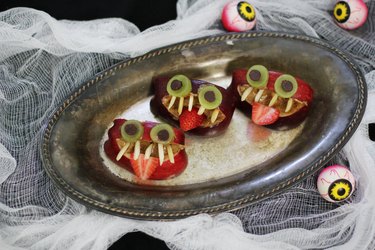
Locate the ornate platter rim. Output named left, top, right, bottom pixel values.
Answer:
left=41, top=31, right=367, bottom=220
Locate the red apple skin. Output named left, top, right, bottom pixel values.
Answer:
left=104, top=119, right=188, bottom=180
left=150, top=76, right=236, bottom=137
left=228, top=69, right=314, bottom=130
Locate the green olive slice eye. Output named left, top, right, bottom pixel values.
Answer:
left=120, top=120, right=144, bottom=142
left=150, top=124, right=175, bottom=144
left=274, top=74, right=298, bottom=98
left=167, top=75, right=192, bottom=97
left=198, top=85, right=222, bottom=110
left=246, top=65, right=269, bottom=88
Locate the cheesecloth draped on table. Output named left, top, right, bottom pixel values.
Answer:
left=1, top=0, right=375, bottom=249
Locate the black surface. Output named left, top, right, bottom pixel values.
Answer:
left=369, top=123, right=375, bottom=141
left=109, top=232, right=169, bottom=250
left=0, top=1, right=177, bottom=249
left=0, top=0, right=178, bottom=31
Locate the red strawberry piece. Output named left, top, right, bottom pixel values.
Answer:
left=130, top=154, right=159, bottom=180
left=179, top=108, right=205, bottom=131
left=252, top=102, right=280, bottom=126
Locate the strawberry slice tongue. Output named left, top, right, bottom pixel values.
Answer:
left=129, top=154, right=158, bottom=180
left=252, top=102, right=280, bottom=126
left=179, top=107, right=205, bottom=131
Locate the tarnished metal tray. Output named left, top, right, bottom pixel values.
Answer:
left=41, top=32, right=366, bottom=220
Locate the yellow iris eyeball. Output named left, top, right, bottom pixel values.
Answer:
left=334, top=1, right=350, bottom=23
left=238, top=1, right=256, bottom=22
left=333, top=0, right=368, bottom=30
left=317, top=165, right=355, bottom=203
left=221, top=1, right=257, bottom=32
left=329, top=180, right=351, bottom=201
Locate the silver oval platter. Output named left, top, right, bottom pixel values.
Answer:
left=41, top=32, right=366, bottom=220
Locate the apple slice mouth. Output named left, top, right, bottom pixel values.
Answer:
left=237, top=84, right=308, bottom=117
left=115, top=138, right=184, bottom=165
left=161, top=94, right=226, bottom=128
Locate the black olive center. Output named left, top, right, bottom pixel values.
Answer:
left=337, top=188, right=346, bottom=196
left=125, top=124, right=138, bottom=136
left=246, top=6, right=252, bottom=13
left=249, top=70, right=261, bottom=81
left=281, top=80, right=293, bottom=92
left=157, top=129, right=170, bottom=141
left=171, top=80, right=182, bottom=90
left=204, top=91, right=216, bottom=102
left=336, top=8, right=342, bottom=16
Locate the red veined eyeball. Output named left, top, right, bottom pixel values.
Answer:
left=317, top=165, right=356, bottom=203
left=222, top=1, right=256, bottom=32
left=333, top=0, right=368, bottom=30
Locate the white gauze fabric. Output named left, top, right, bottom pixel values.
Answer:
left=0, top=0, right=375, bottom=249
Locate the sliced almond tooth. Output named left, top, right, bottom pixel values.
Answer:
left=197, top=106, right=206, bottom=115
left=269, top=94, right=278, bottom=107
left=295, top=99, right=305, bottom=105
left=133, top=140, right=141, bottom=160
left=144, top=143, right=154, bottom=159
left=158, top=143, right=164, bottom=165
left=188, top=94, right=194, bottom=111
left=254, top=89, right=264, bottom=102
left=285, top=98, right=293, bottom=113
left=116, top=142, right=130, bottom=161
left=241, top=87, right=253, bottom=101
left=211, top=109, right=220, bottom=123
left=167, top=145, right=175, bottom=163
left=178, top=97, right=184, bottom=115
left=168, top=96, right=177, bottom=110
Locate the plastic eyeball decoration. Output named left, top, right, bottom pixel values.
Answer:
left=317, top=165, right=356, bottom=203
left=222, top=1, right=256, bottom=32
left=333, top=0, right=368, bottom=30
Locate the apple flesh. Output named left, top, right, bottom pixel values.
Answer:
left=150, top=76, right=236, bottom=136
left=104, top=119, right=188, bottom=180
left=228, top=69, right=314, bottom=130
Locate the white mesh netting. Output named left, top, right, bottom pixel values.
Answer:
left=1, top=0, right=375, bottom=249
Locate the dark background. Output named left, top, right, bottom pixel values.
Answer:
left=0, top=0, right=177, bottom=249
left=0, top=0, right=178, bottom=31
